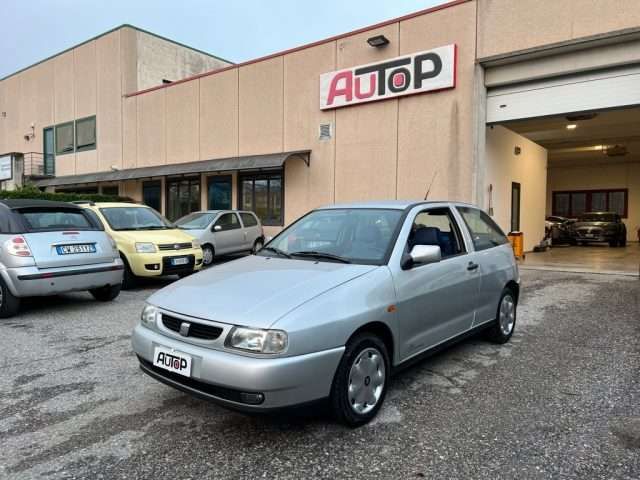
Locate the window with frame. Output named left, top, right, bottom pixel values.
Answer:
left=215, top=213, right=241, bottom=231
left=552, top=189, right=628, bottom=218
left=239, top=171, right=283, bottom=226
left=76, top=116, right=96, bottom=151
left=408, top=208, right=465, bottom=259
left=55, top=122, right=75, bottom=154
left=457, top=207, right=509, bottom=252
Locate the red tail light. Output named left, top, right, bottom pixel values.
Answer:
left=6, top=236, right=33, bottom=257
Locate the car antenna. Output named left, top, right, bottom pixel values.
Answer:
left=424, top=171, right=438, bottom=200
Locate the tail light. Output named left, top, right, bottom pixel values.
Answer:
left=6, top=236, right=33, bottom=257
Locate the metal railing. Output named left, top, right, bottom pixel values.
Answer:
left=22, top=152, right=55, bottom=178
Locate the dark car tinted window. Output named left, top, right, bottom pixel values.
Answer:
left=18, top=208, right=98, bottom=232
left=240, top=213, right=258, bottom=227
left=457, top=207, right=508, bottom=251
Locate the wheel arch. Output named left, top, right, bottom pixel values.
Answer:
left=348, top=321, right=395, bottom=366
left=505, top=280, right=520, bottom=303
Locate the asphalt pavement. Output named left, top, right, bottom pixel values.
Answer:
left=0, top=268, right=638, bottom=479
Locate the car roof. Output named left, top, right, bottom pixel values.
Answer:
left=87, top=202, right=149, bottom=208
left=189, top=210, right=256, bottom=215
left=318, top=200, right=478, bottom=210
left=0, top=199, right=82, bottom=210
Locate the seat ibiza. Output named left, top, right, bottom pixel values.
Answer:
left=132, top=201, right=519, bottom=426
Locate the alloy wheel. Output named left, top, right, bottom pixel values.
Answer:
left=499, top=294, right=515, bottom=336
left=203, top=246, right=214, bottom=265
left=348, top=347, right=385, bottom=414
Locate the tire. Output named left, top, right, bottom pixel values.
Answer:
left=252, top=238, right=264, bottom=254
left=330, top=333, right=390, bottom=427
left=0, top=277, right=21, bottom=318
left=485, top=288, right=517, bottom=344
left=202, top=244, right=215, bottom=266
left=89, top=284, right=121, bottom=302
left=120, top=256, right=137, bottom=290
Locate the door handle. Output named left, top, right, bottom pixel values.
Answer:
left=467, top=262, right=479, bottom=271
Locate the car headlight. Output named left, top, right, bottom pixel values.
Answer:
left=140, top=304, right=158, bottom=327
left=135, top=242, right=157, bottom=253
left=192, top=239, right=201, bottom=249
left=225, top=327, right=288, bottom=354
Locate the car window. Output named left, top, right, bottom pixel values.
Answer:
left=215, top=213, right=241, bottom=231
left=265, top=208, right=404, bottom=265
left=457, top=207, right=508, bottom=251
left=99, top=207, right=172, bottom=231
left=176, top=212, right=217, bottom=229
left=240, top=213, right=258, bottom=227
left=408, top=208, right=464, bottom=259
left=18, top=208, right=98, bottom=232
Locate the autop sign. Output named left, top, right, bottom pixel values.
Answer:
left=320, top=44, right=456, bottom=110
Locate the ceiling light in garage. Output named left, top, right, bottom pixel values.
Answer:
left=566, top=124, right=577, bottom=130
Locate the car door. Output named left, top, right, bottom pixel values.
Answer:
left=455, top=206, right=515, bottom=327
left=392, top=206, right=480, bottom=361
left=239, top=212, right=261, bottom=248
left=212, top=213, right=243, bottom=254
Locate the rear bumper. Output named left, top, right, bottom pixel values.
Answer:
left=127, top=249, right=203, bottom=277
left=0, top=260, right=124, bottom=297
left=132, top=324, right=344, bottom=411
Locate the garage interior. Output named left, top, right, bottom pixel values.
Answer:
left=483, top=61, right=640, bottom=276
left=500, top=106, right=640, bottom=276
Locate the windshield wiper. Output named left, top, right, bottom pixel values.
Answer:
left=290, top=251, right=352, bottom=264
left=261, top=246, right=292, bottom=258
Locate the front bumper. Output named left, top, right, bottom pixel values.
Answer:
left=131, top=324, right=344, bottom=411
left=127, top=249, right=203, bottom=277
left=0, top=260, right=124, bottom=297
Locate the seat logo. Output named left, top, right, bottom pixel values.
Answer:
left=320, top=44, right=456, bottom=110
left=179, top=322, right=191, bottom=337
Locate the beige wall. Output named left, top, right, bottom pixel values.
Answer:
left=477, top=0, right=640, bottom=59
left=485, top=125, right=548, bottom=251
left=547, top=162, right=640, bottom=242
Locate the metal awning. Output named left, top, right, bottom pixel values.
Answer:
left=34, top=150, right=310, bottom=187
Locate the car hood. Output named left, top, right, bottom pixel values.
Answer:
left=112, top=228, right=196, bottom=244
left=147, top=255, right=378, bottom=329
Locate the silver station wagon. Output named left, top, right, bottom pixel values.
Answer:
left=0, top=199, right=124, bottom=318
left=132, top=201, right=519, bottom=426
left=175, top=210, right=264, bottom=266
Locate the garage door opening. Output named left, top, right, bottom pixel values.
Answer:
left=485, top=106, right=640, bottom=277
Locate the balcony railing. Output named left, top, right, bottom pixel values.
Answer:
left=22, top=152, right=55, bottom=178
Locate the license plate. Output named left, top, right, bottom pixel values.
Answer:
left=171, top=257, right=189, bottom=266
left=56, top=244, right=96, bottom=255
left=153, top=346, right=192, bottom=377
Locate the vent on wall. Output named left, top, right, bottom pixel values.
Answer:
left=319, top=123, right=333, bottom=140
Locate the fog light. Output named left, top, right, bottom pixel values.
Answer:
left=145, top=263, right=161, bottom=270
left=240, top=392, right=265, bottom=405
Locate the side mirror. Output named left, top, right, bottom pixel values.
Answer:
left=213, top=225, right=222, bottom=232
left=402, top=245, right=441, bottom=269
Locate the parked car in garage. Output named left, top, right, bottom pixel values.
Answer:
left=0, top=199, right=123, bottom=318
left=545, top=216, right=576, bottom=245
left=175, top=210, right=264, bottom=266
left=572, top=212, right=627, bottom=247
left=132, top=201, right=519, bottom=426
left=78, top=202, right=203, bottom=288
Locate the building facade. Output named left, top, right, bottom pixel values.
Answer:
left=2, top=0, right=640, bottom=247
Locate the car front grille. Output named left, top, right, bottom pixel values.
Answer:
left=161, top=313, right=223, bottom=340
left=158, top=242, right=193, bottom=251
left=577, top=228, right=602, bottom=237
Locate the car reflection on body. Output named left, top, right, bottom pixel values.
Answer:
left=132, top=201, right=519, bottom=426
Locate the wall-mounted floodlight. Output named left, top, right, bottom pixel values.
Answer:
left=367, top=35, right=390, bottom=48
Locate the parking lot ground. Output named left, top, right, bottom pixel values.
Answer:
left=0, top=269, right=639, bottom=480
left=520, top=243, right=640, bottom=277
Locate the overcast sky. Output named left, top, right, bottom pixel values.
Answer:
left=1, top=0, right=447, bottom=78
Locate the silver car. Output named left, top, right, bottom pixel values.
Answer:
left=175, top=210, right=264, bottom=266
left=0, top=199, right=124, bottom=318
left=132, top=201, right=519, bottom=426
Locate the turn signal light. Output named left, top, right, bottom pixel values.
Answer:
left=6, top=236, right=33, bottom=257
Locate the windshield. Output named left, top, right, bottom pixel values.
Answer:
left=263, top=208, right=403, bottom=265
left=99, top=207, right=172, bottom=231
left=578, top=213, right=617, bottom=223
left=175, top=212, right=216, bottom=229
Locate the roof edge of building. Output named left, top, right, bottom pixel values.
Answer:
left=0, top=23, right=233, bottom=83
left=125, top=0, right=471, bottom=98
